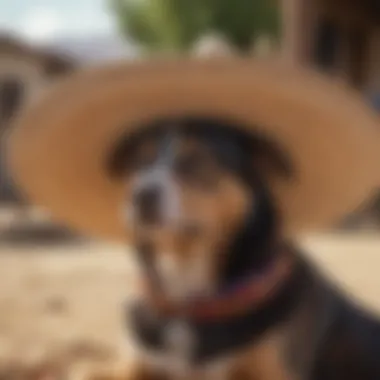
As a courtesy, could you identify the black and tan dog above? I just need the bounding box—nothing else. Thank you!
[107,116,380,380]
[7,60,380,380]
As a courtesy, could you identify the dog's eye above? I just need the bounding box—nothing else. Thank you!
[131,156,154,171]
[175,154,218,189]
[129,149,157,172]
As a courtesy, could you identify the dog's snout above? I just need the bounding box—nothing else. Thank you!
[134,186,162,225]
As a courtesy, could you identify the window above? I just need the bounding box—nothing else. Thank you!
[314,17,340,71]
[0,77,24,124]
[0,77,24,202]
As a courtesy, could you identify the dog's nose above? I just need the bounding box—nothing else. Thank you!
[134,186,162,225]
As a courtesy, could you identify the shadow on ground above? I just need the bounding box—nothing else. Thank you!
[0,223,85,247]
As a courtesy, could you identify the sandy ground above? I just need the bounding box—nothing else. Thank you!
[0,230,380,377]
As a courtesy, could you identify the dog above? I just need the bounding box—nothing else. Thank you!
[106,116,380,380]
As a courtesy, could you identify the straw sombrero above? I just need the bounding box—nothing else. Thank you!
[6,58,380,242]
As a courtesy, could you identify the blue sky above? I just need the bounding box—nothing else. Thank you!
[0,0,117,42]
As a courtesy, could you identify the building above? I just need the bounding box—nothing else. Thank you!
[281,0,380,227]
[0,34,76,202]
[46,34,136,65]
[0,33,136,205]
[281,0,380,91]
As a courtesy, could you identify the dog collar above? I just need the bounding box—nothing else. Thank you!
[128,253,308,364]
[141,249,294,322]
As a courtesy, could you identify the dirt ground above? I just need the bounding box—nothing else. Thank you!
[0,228,380,378]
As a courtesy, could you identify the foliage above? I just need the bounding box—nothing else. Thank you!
[110,0,280,52]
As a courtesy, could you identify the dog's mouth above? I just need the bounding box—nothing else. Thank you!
[136,244,294,322]
[133,218,205,239]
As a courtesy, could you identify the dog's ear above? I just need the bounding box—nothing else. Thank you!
[249,134,294,180]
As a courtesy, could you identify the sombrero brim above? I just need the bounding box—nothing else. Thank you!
[7,58,380,242]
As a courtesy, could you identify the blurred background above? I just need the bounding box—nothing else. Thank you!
[0,0,380,378]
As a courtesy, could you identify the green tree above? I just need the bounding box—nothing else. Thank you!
[110,0,280,53]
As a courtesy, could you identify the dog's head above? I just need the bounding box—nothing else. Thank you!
[108,117,292,303]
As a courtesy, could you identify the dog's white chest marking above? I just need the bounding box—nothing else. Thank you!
[133,320,232,379]
[136,320,194,373]
[164,320,195,358]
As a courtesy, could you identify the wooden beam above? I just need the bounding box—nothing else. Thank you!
[319,0,380,27]
[280,0,319,64]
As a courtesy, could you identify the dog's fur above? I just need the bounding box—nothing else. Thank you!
[107,117,380,380]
